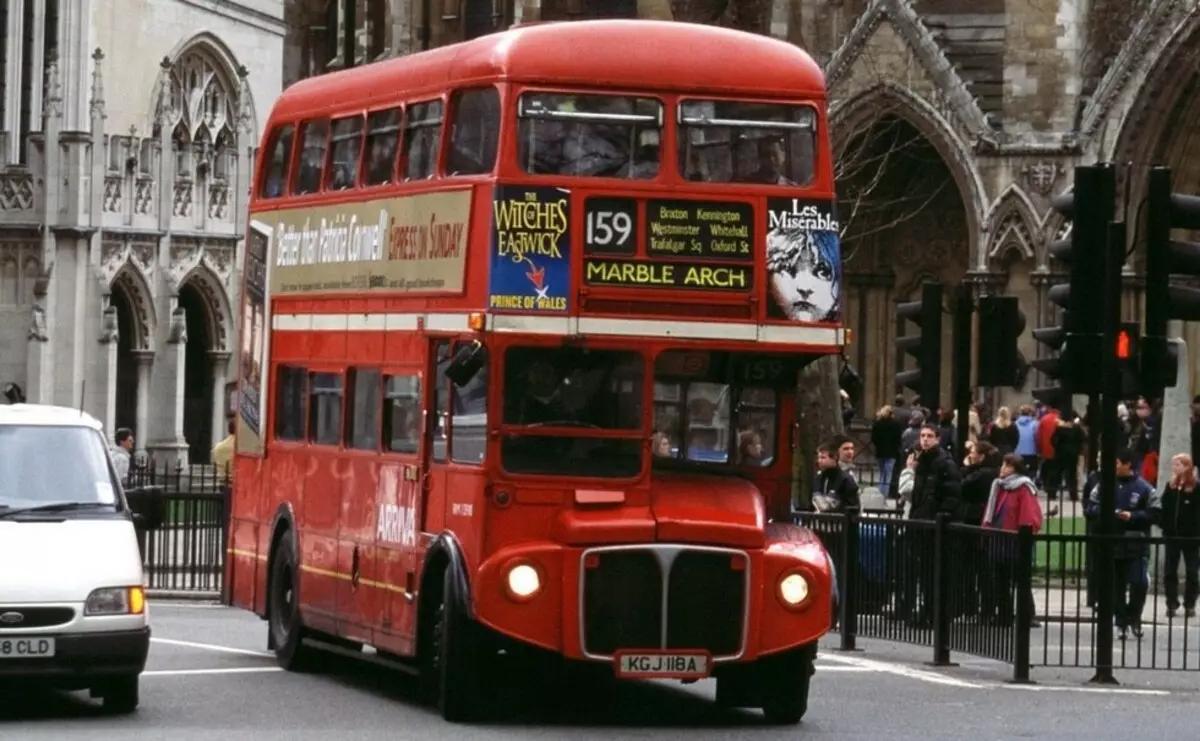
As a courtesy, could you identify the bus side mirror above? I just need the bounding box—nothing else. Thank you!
[446,341,487,387]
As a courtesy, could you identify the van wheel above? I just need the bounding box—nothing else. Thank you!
[430,568,486,722]
[268,529,319,672]
[98,675,139,714]
[759,643,815,725]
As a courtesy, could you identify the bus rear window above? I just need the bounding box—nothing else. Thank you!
[517,92,662,180]
[677,100,816,186]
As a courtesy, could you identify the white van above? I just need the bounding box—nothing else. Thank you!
[0,403,157,713]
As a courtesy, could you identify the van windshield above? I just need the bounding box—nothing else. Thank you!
[0,426,120,510]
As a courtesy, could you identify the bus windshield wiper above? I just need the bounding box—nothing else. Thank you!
[0,501,115,519]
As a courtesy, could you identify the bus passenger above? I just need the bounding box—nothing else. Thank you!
[739,430,765,467]
[652,431,673,458]
[750,137,795,185]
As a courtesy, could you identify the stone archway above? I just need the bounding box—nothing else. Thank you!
[177,264,234,464]
[109,267,157,448]
[834,113,973,421]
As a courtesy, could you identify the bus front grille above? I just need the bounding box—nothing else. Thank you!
[579,545,748,660]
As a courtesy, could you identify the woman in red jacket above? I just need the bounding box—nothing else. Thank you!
[980,454,1044,626]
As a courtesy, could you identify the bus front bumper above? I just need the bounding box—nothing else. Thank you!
[473,538,831,674]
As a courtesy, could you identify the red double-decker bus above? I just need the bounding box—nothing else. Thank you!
[226,19,845,724]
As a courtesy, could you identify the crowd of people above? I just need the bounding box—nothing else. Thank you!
[803,394,1200,637]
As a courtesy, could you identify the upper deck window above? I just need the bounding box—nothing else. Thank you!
[293,119,330,195]
[402,100,443,181]
[258,124,294,199]
[517,92,662,180]
[677,100,816,186]
[327,116,364,190]
[363,107,402,186]
[447,87,501,176]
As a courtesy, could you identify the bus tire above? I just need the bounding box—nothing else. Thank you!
[431,567,486,722]
[268,529,319,672]
[758,643,815,725]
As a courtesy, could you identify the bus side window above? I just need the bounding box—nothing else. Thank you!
[449,341,488,465]
[402,100,443,181]
[345,367,382,450]
[308,371,344,446]
[362,108,402,186]
[446,87,500,176]
[382,374,421,454]
[258,124,294,199]
[273,365,308,441]
[293,119,330,195]
[327,116,364,191]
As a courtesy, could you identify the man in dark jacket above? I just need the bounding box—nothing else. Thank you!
[959,441,999,617]
[910,424,963,521]
[1084,449,1161,638]
[899,424,962,625]
[813,443,860,513]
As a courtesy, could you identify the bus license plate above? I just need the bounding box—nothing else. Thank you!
[0,637,55,658]
[614,651,710,679]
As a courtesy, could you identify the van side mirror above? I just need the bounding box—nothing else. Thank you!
[125,485,166,531]
[446,341,487,387]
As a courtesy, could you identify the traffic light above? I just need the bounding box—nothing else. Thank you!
[976,295,1024,387]
[1042,164,1117,398]
[895,282,943,407]
[1117,322,1140,398]
[1142,165,1200,395]
[1030,323,1066,407]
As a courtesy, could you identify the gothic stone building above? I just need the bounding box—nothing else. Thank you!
[0,0,282,463]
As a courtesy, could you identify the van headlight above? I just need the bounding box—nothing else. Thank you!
[85,586,146,616]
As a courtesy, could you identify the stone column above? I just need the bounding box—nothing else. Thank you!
[25,300,51,403]
[147,306,190,466]
[211,351,231,449]
[98,304,120,434]
[133,350,154,454]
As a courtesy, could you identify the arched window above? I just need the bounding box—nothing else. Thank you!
[166,48,239,178]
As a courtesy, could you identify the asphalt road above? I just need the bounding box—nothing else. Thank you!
[0,602,1195,740]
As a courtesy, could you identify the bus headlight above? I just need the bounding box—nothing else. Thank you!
[505,562,542,601]
[777,572,810,608]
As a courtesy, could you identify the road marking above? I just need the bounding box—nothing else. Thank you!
[813,665,871,673]
[151,637,274,658]
[1002,684,1170,696]
[817,654,982,688]
[143,667,284,677]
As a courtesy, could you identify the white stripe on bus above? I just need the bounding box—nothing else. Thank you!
[271,312,843,345]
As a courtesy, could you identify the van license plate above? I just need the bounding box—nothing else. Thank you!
[614,651,710,679]
[0,638,55,658]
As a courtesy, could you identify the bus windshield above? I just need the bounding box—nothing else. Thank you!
[500,346,645,478]
[677,99,817,186]
[651,350,782,470]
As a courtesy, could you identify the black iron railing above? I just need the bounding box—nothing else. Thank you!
[127,460,229,597]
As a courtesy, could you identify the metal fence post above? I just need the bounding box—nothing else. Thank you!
[839,508,860,652]
[930,513,954,666]
[1010,525,1035,684]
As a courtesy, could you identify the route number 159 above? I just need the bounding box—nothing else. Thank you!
[584,198,638,255]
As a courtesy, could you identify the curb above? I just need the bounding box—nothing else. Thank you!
[148,589,222,601]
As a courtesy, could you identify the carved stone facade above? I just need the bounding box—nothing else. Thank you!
[0,0,282,464]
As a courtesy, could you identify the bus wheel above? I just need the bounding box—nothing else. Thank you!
[430,568,486,722]
[268,529,319,672]
[758,643,815,725]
